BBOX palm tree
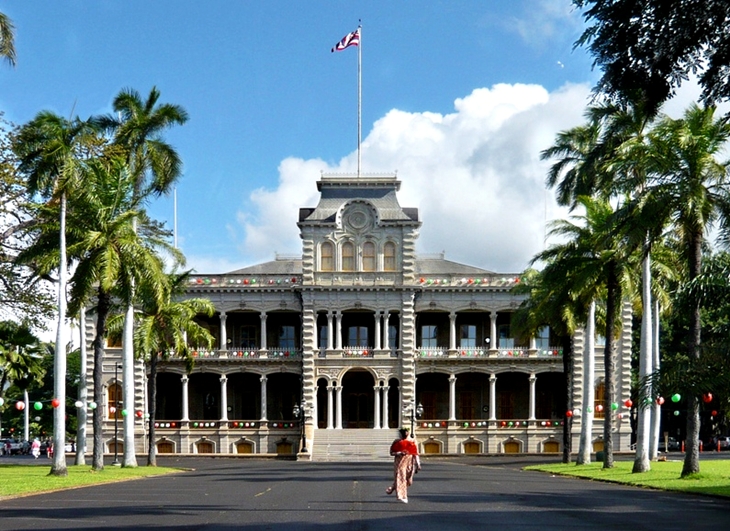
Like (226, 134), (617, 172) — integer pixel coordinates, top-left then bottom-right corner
(636, 104), (730, 476)
(0, 11), (16, 67)
(13, 112), (95, 476)
(65, 157), (177, 470)
(535, 197), (633, 467)
(93, 87), (188, 467)
(513, 268), (582, 463)
(132, 273), (213, 466)
(0, 321), (46, 438)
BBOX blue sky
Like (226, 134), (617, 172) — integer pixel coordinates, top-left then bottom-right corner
(0, 1), (705, 274)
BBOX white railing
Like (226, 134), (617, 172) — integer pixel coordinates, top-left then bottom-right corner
(416, 347), (448, 358)
(343, 347), (374, 357)
(497, 347), (529, 358)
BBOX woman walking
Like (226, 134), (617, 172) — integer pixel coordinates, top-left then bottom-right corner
(385, 428), (421, 503)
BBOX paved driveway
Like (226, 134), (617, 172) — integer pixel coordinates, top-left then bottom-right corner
(0, 456), (728, 530)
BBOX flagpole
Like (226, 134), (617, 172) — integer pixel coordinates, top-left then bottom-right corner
(357, 23), (362, 178)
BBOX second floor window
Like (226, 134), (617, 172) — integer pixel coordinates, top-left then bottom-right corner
(498, 324), (514, 348)
(278, 326), (296, 349)
(240, 325), (257, 350)
(421, 325), (438, 347)
(348, 326), (368, 347)
(536, 326), (550, 350)
(460, 324), (477, 348)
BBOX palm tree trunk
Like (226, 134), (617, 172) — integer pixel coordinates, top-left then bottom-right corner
(682, 232), (703, 477)
(75, 306), (88, 465)
(50, 191), (68, 477)
(649, 300), (661, 459)
(147, 353), (158, 466)
(603, 263), (620, 468)
(633, 253), (652, 473)
(122, 299), (138, 467)
(91, 290), (111, 471)
(577, 300), (596, 465)
(562, 335), (574, 463)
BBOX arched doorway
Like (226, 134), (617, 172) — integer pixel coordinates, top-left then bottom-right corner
(342, 370), (375, 428)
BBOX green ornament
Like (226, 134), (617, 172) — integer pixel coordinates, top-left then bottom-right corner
(673, 410), (680, 416)
(586, 406), (593, 413)
(671, 393), (681, 403)
(463, 422), (468, 428)
(610, 402), (619, 411)
(121, 409), (128, 417)
(33, 402), (43, 411)
(193, 422), (199, 427)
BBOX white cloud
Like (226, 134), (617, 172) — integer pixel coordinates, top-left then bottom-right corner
(506, 0), (584, 48)
(227, 82), (594, 274)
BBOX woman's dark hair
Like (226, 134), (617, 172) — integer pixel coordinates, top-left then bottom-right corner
(398, 428), (409, 439)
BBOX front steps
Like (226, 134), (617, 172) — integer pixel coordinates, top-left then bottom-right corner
(311, 428), (399, 462)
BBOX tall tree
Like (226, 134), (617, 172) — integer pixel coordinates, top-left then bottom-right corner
(535, 197), (633, 467)
(94, 87), (188, 467)
(132, 273), (213, 466)
(14, 112), (95, 476)
(0, 11), (16, 67)
(0, 321), (46, 438)
(635, 104), (730, 476)
(574, 0), (730, 115)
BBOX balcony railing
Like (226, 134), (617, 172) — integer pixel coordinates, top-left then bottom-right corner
(416, 347), (448, 358)
(496, 346), (529, 358)
(343, 347), (374, 357)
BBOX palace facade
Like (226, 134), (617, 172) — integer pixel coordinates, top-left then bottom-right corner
(91, 173), (633, 458)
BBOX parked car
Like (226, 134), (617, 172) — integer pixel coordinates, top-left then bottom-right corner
(0, 439), (28, 455)
(716, 436), (730, 450)
(658, 436), (680, 452)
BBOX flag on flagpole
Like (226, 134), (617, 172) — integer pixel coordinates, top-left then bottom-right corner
(331, 28), (360, 52)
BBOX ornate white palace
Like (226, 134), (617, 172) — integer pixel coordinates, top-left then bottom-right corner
(91, 172), (633, 459)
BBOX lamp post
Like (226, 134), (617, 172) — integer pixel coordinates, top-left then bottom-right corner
(292, 399), (308, 454)
(410, 401), (424, 435)
(111, 362), (122, 466)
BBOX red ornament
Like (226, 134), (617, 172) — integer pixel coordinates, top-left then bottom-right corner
(51, 398), (60, 408)
(566, 410), (573, 418)
(656, 396), (665, 405)
(624, 399), (633, 408)
(703, 393), (713, 403)
(596, 404), (604, 412)
(15, 401), (25, 411)
(135, 410), (143, 418)
(712, 410), (718, 417)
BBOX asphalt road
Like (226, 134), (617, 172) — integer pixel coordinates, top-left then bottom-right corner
(1, 455), (728, 530)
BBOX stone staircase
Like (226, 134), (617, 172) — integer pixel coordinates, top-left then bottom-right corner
(311, 429), (399, 462)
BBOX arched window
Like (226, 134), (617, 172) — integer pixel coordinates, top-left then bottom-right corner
(342, 242), (355, 271)
(594, 381), (606, 419)
(108, 382), (122, 420)
(383, 242), (396, 271)
(362, 241), (375, 271)
(321, 242), (334, 272)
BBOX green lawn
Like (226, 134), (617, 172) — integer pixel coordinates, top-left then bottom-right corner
(526, 460), (730, 497)
(0, 464), (183, 499)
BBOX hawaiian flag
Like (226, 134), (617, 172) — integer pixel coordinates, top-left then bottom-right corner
(331, 28), (360, 52)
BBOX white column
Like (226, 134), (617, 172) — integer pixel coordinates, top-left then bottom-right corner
(327, 385), (334, 429)
(219, 312), (227, 351)
(383, 312), (390, 351)
(489, 374), (497, 421)
(374, 385), (381, 429)
(382, 386), (390, 429)
(259, 312), (268, 351)
(489, 311), (497, 349)
(335, 386), (343, 429)
(374, 312), (382, 350)
(260, 375), (268, 421)
(449, 312), (457, 351)
(220, 375), (228, 421)
(335, 312), (343, 350)
(448, 374), (457, 420)
(398, 386), (403, 427)
(181, 375), (189, 422)
(327, 312), (334, 350)
(529, 373), (537, 421)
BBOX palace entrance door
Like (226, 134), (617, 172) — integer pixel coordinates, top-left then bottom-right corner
(342, 370), (375, 428)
